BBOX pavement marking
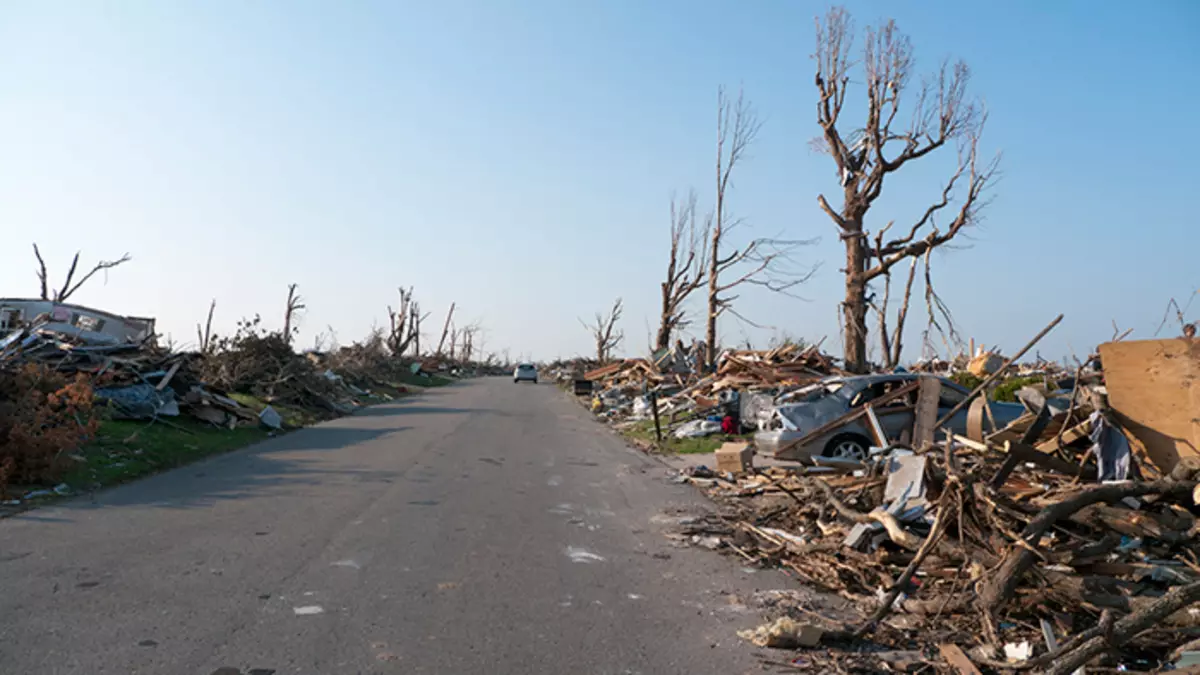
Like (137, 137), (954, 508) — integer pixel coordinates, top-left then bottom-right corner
(331, 559), (361, 569)
(292, 606), (324, 615)
(565, 546), (605, 564)
(547, 475), (563, 486)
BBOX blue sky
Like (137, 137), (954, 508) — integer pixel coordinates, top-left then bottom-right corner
(1, 1), (1196, 363)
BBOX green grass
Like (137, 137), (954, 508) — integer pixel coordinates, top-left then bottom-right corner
(393, 371), (454, 388)
(621, 419), (745, 455)
(61, 418), (271, 491)
(227, 394), (329, 427)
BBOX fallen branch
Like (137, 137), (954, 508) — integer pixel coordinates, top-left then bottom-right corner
(1041, 580), (1200, 675)
(854, 494), (954, 636)
(978, 478), (1199, 616)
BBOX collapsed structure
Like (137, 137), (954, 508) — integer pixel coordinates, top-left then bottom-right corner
(0, 301), (437, 499)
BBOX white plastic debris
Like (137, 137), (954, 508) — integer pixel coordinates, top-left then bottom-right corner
(259, 405), (283, 430)
(1004, 641), (1034, 662)
(672, 419), (722, 439)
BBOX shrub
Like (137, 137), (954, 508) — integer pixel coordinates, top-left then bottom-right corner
(991, 375), (1046, 403)
(0, 364), (99, 492)
(948, 371), (984, 391)
(197, 315), (343, 406)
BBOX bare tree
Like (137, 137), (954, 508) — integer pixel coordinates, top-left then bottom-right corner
(813, 7), (999, 372)
(459, 322), (483, 364)
(32, 244), (132, 303)
(705, 87), (814, 370)
(387, 286), (428, 356)
(196, 299), (216, 355)
(282, 283), (305, 344)
(655, 190), (710, 351)
(581, 298), (625, 364)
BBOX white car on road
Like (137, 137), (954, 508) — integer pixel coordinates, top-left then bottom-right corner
(513, 363), (538, 384)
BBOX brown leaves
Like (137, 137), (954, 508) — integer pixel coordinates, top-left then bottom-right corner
(0, 364), (99, 490)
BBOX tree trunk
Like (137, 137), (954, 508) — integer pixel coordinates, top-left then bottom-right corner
(705, 252), (719, 372)
(655, 282), (672, 352)
(843, 229), (869, 373)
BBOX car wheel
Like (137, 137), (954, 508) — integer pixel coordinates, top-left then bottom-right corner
(532, 378), (538, 384)
(822, 433), (871, 461)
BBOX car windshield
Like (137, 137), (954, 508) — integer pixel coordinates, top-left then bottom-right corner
(518, 364), (534, 370)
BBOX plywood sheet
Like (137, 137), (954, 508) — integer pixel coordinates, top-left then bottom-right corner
(1098, 338), (1200, 472)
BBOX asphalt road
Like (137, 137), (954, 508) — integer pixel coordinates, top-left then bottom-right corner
(0, 377), (783, 675)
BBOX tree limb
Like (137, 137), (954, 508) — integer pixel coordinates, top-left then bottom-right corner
(52, 251), (134, 302)
(32, 244), (49, 300)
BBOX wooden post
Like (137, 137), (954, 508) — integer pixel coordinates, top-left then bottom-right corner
(651, 391), (663, 445)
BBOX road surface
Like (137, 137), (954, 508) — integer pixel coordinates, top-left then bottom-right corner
(0, 378), (781, 674)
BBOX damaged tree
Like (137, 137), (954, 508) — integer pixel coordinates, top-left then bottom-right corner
(655, 190), (710, 352)
(196, 299), (216, 355)
(705, 87), (814, 371)
(32, 244), (132, 303)
(581, 298), (625, 364)
(812, 7), (999, 372)
(387, 286), (427, 357)
(436, 302), (456, 357)
(459, 322), (482, 364)
(282, 283), (305, 345)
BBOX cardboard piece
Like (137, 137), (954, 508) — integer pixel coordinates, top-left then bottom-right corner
(715, 441), (754, 475)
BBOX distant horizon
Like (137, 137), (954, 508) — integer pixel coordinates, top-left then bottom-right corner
(1, 1), (1196, 364)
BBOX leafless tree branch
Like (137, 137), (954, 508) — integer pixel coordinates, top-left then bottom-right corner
(282, 283), (305, 344)
(32, 244), (49, 301)
(31, 245), (133, 303)
(812, 7), (996, 371)
(197, 299), (216, 355)
(706, 86), (816, 368)
(581, 298), (625, 363)
(656, 190), (711, 350)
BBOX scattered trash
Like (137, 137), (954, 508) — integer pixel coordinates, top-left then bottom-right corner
(737, 617), (824, 648)
(673, 419), (721, 439)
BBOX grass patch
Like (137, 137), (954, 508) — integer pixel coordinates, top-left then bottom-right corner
(393, 371), (454, 388)
(61, 418), (271, 491)
(227, 394), (330, 427)
(621, 419), (745, 455)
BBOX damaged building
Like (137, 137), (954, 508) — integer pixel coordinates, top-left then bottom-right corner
(0, 298), (156, 346)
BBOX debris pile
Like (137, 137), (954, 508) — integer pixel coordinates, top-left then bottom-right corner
(670, 334), (1200, 672)
(584, 343), (846, 436)
(0, 311), (387, 431)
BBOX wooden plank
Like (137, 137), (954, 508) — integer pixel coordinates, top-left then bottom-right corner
(1036, 418), (1091, 453)
(937, 644), (982, 675)
(912, 376), (940, 450)
(864, 406), (888, 446)
(1099, 338), (1200, 473)
(155, 360), (183, 391)
(1009, 439), (1086, 475)
(951, 434), (988, 452)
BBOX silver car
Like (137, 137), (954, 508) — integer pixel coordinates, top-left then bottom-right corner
(756, 373), (1026, 460)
